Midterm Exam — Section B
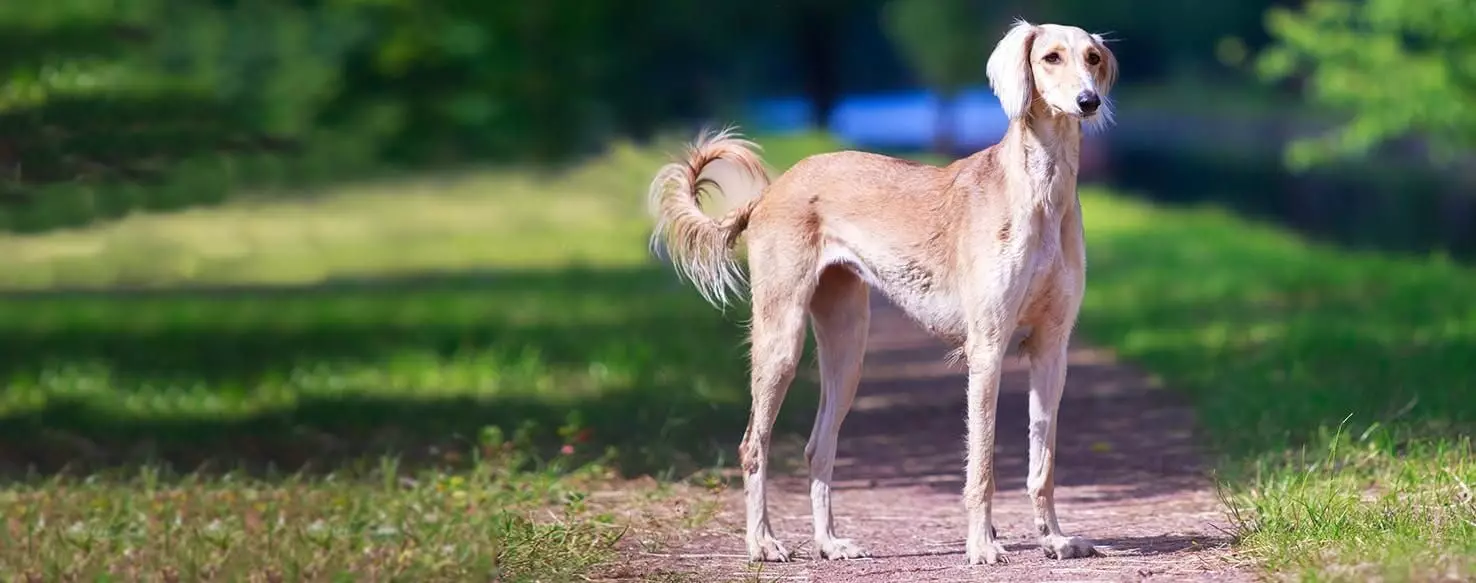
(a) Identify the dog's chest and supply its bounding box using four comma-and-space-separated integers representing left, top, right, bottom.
1016, 209, 1083, 326
1025, 219, 1063, 283
1004, 206, 1068, 309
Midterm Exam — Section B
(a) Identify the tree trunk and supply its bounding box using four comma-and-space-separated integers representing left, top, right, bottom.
795, 5, 840, 130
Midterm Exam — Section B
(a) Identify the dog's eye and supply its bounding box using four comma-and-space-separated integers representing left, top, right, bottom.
1042, 52, 1061, 64
1087, 53, 1101, 65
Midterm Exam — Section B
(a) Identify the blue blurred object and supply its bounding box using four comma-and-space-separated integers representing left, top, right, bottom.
745, 86, 1010, 151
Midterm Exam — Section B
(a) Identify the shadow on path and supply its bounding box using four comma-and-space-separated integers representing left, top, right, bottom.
821, 293, 1209, 499
625, 291, 1249, 582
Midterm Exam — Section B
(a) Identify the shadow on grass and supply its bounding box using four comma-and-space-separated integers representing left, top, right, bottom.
0, 267, 817, 479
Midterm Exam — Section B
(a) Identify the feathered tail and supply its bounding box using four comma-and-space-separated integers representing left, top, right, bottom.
647, 126, 771, 310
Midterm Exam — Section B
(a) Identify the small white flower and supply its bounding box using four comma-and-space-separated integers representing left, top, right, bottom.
306, 519, 328, 537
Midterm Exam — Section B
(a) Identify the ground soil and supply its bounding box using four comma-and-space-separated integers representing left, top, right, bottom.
616, 293, 1254, 582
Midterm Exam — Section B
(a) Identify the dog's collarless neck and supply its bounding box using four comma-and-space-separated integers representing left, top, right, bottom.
1003, 117, 1081, 207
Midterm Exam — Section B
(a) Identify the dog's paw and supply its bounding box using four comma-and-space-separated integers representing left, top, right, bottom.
966, 540, 1009, 565
817, 538, 870, 560
747, 536, 793, 563
1041, 535, 1098, 560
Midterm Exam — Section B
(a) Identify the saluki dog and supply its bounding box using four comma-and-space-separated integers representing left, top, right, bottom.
647, 20, 1118, 566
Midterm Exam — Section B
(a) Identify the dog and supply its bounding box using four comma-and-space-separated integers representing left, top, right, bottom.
646, 20, 1118, 566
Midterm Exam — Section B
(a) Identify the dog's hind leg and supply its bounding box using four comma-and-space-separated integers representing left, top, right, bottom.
805, 266, 870, 560
738, 235, 817, 563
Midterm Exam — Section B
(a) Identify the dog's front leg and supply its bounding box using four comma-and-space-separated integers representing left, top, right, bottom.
963, 334, 1011, 565
1026, 326, 1099, 559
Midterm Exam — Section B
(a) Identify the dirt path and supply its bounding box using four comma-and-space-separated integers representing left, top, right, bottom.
624, 294, 1251, 582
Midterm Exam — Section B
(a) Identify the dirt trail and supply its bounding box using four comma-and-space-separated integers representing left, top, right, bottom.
627, 294, 1251, 582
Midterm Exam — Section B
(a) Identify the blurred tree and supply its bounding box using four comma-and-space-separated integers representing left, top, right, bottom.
0, 0, 374, 230
794, 0, 843, 129
321, 0, 774, 163
783, 0, 894, 129
0, 0, 364, 139
1257, 0, 1476, 169
882, 0, 991, 154
1028, 0, 1283, 94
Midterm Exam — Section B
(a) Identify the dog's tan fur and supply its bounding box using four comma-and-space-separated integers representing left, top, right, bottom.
647, 20, 1118, 566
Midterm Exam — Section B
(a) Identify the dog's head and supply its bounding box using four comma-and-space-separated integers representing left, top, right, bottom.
986, 20, 1117, 131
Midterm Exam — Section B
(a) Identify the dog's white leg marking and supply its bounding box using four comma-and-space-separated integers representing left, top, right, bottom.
964, 333, 1011, 565
1026, 329, 1098, 559
805, 267, 870, 560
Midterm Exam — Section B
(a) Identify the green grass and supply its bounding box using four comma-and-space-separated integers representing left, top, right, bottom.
1078, 188, 1476, 581
0, 269, 764, 475
0, 131, 840, 580
9, 125, 1472, 580
1, 453, 628, 581
0, 143, 660, 289
0, 133, 834, 291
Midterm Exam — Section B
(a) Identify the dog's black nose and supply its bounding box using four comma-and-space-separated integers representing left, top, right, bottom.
1076, 91, 1101, 114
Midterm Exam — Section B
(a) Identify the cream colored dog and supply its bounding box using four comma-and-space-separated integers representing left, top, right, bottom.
647, 20, 1118, 566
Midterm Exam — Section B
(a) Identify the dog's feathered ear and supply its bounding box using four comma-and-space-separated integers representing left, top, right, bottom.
1091, 33, 1118, 97
987, 19, 1037, 120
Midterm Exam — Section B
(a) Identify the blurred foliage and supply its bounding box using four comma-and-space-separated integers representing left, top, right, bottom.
0, 0, 369, 154
0, 0, 382, 232
881, 0, 991, 98
0, 0, 1308, 233
0, 0, 763, 232
1028, 0, 1282, 82
1257, 0, 1476, 169
881, 0, 990, 152
319, 0, 765, 163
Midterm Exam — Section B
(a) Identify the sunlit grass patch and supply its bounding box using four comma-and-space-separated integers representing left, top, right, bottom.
1228, 431, 1476, 582
0, 131, 843, 290
1079, 188, 1476, 581
0, 130, 843, 580
0, 440, 627, 581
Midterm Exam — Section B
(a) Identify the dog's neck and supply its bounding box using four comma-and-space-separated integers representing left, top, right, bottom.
1000, 109, 1082, 210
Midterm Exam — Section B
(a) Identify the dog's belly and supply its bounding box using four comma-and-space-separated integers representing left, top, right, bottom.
819, 243, 967, 346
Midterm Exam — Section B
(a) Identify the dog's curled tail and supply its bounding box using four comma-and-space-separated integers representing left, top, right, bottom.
647, 126, 770, 310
